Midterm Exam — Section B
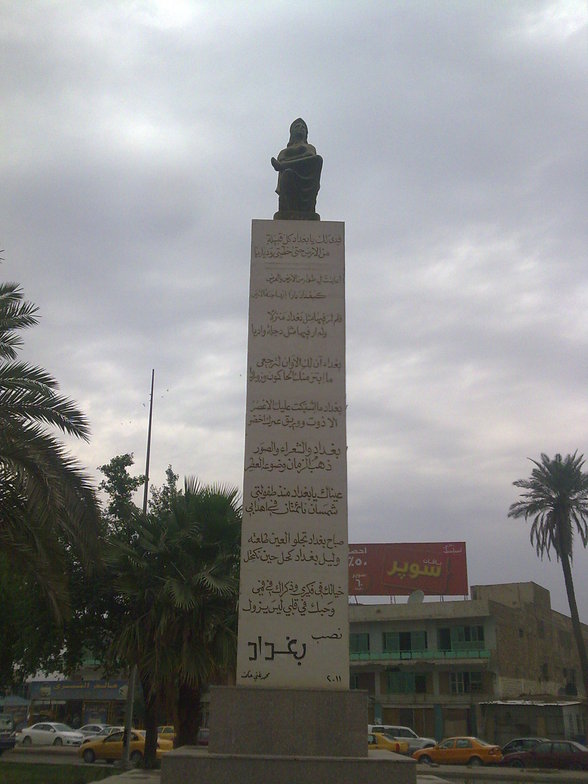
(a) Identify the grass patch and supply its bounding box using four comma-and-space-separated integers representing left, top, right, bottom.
0, 761, 115, 784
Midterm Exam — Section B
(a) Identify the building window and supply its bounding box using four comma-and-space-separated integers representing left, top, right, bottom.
383, 630, 427, 653
541, 663, 549, 680
386, 672, 427, 694
518, 628, 524, 638
350, 633, 370, 654
450, 671, 483, 694
350, 674, 360, 690
438, 625, 484, 652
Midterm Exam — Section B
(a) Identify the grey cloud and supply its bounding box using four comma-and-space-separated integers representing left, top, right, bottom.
1, 0, 587, 616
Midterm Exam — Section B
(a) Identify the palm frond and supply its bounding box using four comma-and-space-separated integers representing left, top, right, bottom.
0, 283, 39, 360
509, 452, 588, 562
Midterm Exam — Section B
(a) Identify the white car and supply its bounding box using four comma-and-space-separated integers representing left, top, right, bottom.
368, 724, 436, 754
79, 723, 110, 738
80, 725, 124, 745
17, 722, 84, 747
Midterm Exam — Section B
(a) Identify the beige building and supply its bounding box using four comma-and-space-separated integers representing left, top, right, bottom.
349, 582, 587, 744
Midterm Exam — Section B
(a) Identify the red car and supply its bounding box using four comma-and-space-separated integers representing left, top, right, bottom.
501, 739, 588, 770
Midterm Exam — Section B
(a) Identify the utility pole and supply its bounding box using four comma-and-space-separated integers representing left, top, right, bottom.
122, 369, 155, 767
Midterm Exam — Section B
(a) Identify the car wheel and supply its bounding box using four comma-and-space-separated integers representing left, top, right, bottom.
130, 750, 143, 765
83, 748, 96, 764
419, 754, 432, 764
22, 736, 32, 746
509, 759, 524, 768
468, 756, 482, 766
53, 737, 63, 746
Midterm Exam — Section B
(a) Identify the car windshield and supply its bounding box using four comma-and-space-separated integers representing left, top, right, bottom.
52, 724, 73, 732
471, 738, 491, 746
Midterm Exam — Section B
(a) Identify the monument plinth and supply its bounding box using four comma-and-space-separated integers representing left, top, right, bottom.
237, 219, 349, 690
162, 123, 415, 784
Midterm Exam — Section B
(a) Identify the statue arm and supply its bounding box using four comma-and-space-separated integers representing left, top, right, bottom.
273, 144, 318, 171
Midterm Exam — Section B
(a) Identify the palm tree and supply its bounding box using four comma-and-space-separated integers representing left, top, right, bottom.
108, 477, 241, 765
0, 282, 101, 619
508, 452, 588, 718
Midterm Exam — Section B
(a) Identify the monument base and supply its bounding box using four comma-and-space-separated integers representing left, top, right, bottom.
208, 686, 365, 756
161, 747, 416, 784
160, 687, 416, 784
273, 209, 320, 220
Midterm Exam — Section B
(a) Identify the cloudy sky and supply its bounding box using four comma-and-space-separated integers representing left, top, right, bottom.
2, 0, 587, 616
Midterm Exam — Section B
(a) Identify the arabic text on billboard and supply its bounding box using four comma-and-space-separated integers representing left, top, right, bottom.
348, 542, 468, 596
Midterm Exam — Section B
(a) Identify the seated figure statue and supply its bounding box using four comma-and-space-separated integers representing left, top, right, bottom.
272, 118, 323, 220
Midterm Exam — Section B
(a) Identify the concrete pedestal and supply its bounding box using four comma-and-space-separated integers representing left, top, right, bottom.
161, 686, 416, 784
161, 746, 416, 784
209, 686, 366, 756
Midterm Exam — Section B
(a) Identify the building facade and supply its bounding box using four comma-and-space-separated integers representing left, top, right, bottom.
349, 582, 587, 744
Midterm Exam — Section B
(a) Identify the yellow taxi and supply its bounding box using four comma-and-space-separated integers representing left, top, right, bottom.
157, 725, 175, 741
369, 731, 410, 755
413, 736, 503, 766
78, 729, 173, 764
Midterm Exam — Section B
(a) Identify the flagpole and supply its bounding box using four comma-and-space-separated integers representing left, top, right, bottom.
122, 369, 155, 767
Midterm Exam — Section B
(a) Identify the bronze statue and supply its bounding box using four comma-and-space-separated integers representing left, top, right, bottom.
272, 118, 322, 220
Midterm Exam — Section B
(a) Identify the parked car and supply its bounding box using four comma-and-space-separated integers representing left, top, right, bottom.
501, 736, 549, 756
80, 725, 123, 745
79, 723, 110, 738
0, 715, 17, 756
158, 725, 209, 745
158, 725, 175, 741
368, 731, 409, 755
79, 729, 173, 764
501, 739, 588, 770
17, 722, 84, 747
413, 736, 503, 766
369, 724, 436, 754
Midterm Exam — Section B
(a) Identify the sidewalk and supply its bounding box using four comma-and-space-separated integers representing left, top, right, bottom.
94, 770, 161, 784
94, 766, 450, 784
92, 764, 588, 784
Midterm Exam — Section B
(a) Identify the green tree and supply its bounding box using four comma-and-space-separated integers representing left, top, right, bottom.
0, 551, 88, 689
0, 282, 101, 619
98, 453, 144, 538
148, 465, 179, 519
108, 477, 241, 763
509, 452, 588, 718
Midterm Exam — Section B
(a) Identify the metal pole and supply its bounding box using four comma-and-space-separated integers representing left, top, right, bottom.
142, 368, 155, 515
122, 369, 155, 767
121, 666, 137, 767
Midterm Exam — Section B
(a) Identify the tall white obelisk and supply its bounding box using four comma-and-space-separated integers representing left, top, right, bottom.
236, 220, 349, 689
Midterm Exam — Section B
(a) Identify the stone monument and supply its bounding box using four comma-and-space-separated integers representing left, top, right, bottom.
272, 118, 322, 221
161, 121, 415, 784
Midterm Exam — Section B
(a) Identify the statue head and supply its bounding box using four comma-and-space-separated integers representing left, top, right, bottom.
288, 118, 308, 145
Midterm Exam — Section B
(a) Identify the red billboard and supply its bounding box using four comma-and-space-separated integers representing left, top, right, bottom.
348, 542, 468, 597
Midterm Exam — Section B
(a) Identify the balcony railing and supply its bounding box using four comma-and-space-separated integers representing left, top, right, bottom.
350, 648, 490, 661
